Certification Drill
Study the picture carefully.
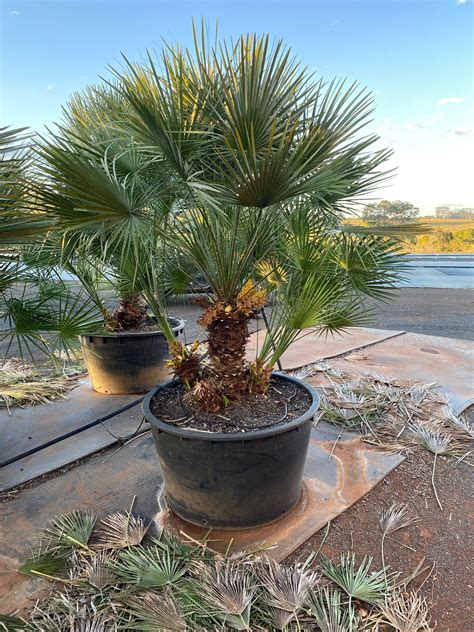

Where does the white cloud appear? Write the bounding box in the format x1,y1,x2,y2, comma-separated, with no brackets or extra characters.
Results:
449,128,473,136
438,96,467,105
47,84,54,91
404,122,427,129
330,19,341,26
456,0,467,5
9,10,20,15
402,113,442,130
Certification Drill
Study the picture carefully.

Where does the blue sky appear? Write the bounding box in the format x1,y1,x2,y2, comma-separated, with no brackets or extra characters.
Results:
1,0,473,212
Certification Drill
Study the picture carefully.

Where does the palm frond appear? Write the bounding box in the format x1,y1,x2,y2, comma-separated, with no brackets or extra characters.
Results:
18,549,70,580
307,586,359,631
123,590,186,631
375,589,432,631
378,503,420,535
83,550,116,590
42,510,96,551
191,559,255,630
320,553,394,604
0,613,27,631
109,544,187,588
412,426,452,455
92,511,148,550
256,555,319,611
0,360,74,412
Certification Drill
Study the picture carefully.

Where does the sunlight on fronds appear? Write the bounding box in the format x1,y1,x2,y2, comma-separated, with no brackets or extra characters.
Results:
0,360,75,413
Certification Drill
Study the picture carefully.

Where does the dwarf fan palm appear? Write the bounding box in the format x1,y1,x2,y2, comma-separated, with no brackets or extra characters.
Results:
2,27,419,407
106,27,410,410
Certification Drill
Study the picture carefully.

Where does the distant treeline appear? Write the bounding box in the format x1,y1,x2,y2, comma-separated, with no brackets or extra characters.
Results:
405,218,474,253
346,218,474,254
406,228,474,254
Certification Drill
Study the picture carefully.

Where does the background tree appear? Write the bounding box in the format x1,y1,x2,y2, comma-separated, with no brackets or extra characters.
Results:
362,200,420,225
435,205,474,219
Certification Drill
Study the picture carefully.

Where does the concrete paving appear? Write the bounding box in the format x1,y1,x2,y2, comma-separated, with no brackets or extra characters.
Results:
0,380,142,491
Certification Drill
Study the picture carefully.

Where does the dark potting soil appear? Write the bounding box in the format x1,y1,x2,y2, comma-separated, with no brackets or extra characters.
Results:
115,323,161,333
149,376,313,434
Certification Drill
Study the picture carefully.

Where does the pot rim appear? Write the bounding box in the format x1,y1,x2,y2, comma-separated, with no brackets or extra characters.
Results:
142,372,319,442
79,316,184,340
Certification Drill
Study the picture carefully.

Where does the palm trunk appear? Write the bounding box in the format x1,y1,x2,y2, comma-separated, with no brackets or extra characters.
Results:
206,311,249,398
108,292,148,331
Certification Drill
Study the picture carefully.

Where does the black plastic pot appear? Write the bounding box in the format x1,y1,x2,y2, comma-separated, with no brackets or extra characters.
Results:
143,373,319,529
79,318,184,395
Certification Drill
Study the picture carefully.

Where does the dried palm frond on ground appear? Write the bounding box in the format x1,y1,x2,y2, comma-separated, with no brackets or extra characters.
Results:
0,359,81,413
92,509,149,550
2,509,434,631
378,502,420,581
293,362,474,510
369,589,432,631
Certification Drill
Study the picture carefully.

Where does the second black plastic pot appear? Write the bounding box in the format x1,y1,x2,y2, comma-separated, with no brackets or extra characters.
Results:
79,317,184,394
142,373,319,529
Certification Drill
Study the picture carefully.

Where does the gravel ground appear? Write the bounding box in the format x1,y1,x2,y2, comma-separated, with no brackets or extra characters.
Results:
364,288,474,341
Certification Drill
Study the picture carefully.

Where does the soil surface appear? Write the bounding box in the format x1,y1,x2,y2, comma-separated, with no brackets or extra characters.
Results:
288,450,474,631
149,376,313,433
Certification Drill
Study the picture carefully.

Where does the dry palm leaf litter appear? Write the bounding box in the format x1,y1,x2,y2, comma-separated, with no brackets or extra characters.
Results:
292,361,473,511
0,359,82,413
293,361,473,459
3,507,433,630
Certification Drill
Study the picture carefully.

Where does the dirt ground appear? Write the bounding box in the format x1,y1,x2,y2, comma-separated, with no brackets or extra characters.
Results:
289,450,474,631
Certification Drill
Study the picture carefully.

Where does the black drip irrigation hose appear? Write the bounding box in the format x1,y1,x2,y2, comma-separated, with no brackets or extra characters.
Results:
0,396,144,468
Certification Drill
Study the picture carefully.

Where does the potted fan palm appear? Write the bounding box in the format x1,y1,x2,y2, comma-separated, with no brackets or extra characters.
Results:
1,29,418,526
106,30,410,528
0,112,184,394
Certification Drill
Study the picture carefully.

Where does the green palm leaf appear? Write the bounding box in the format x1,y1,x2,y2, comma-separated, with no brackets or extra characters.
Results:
109,544,187,588
320,553,395,604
